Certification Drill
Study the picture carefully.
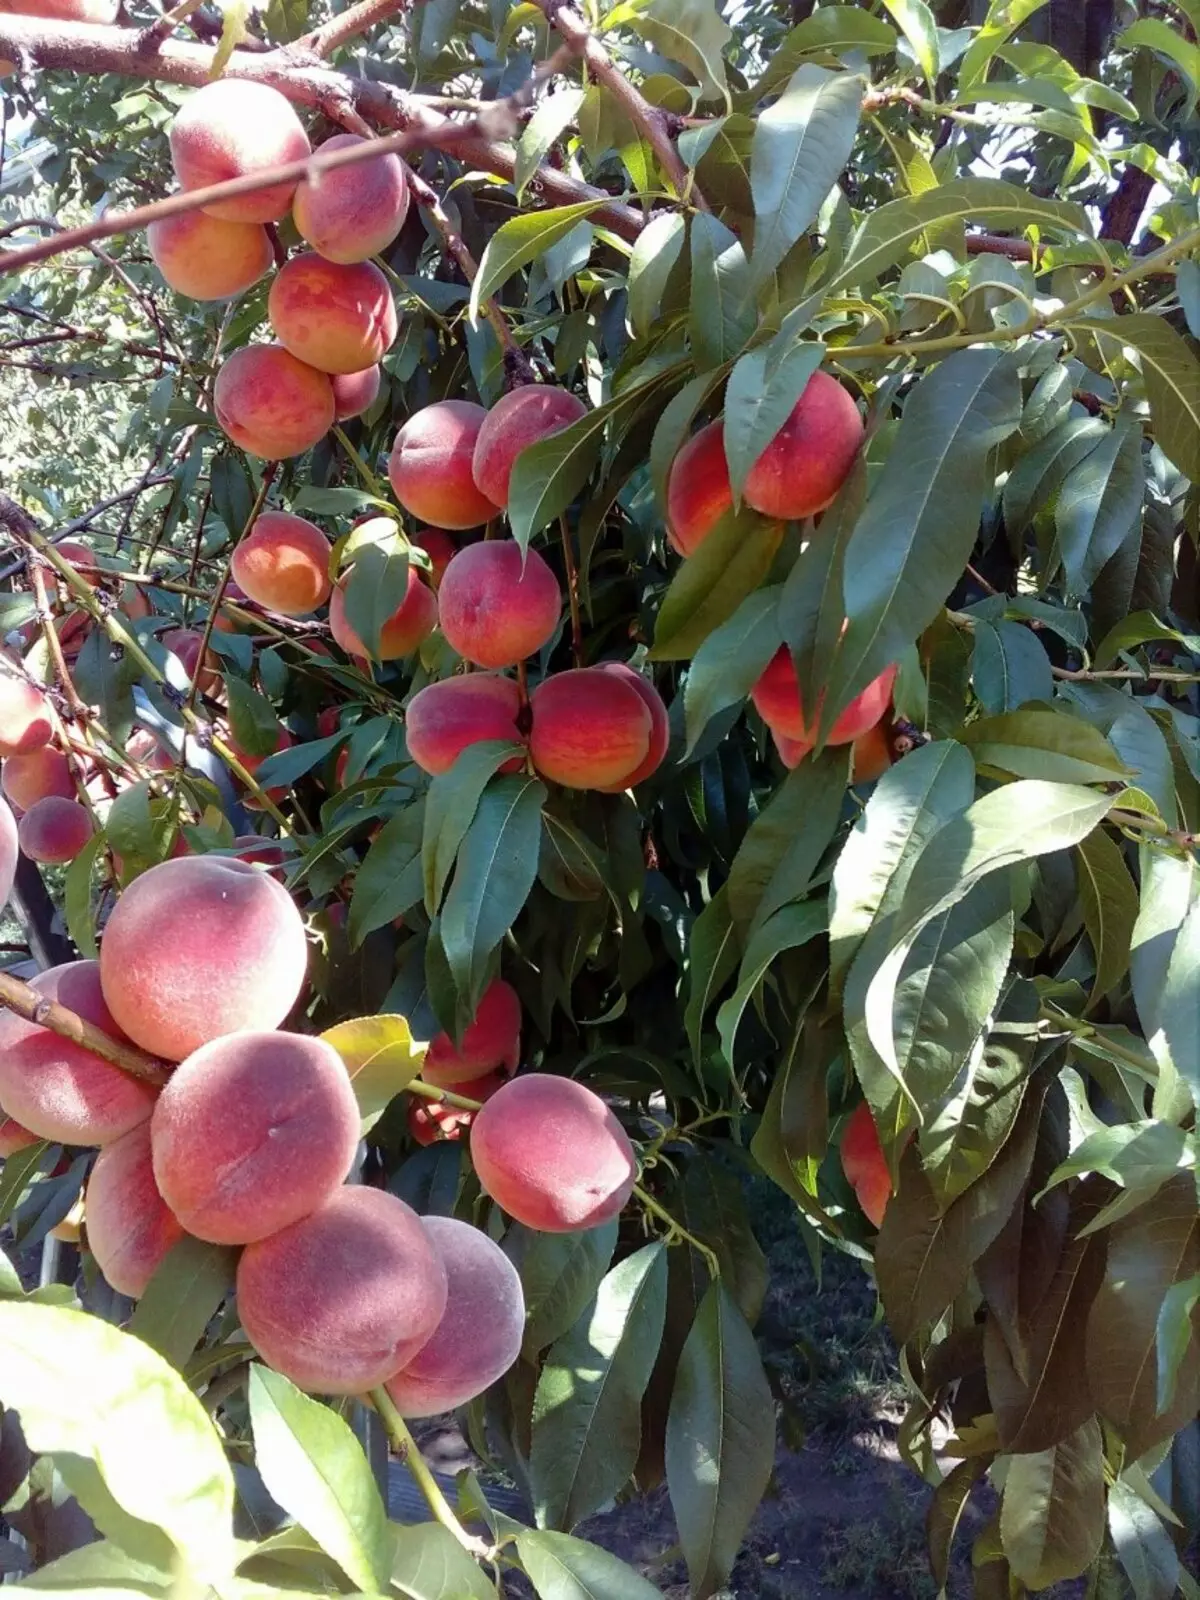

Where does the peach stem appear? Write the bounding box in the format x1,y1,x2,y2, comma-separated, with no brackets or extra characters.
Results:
369,1385,495,1560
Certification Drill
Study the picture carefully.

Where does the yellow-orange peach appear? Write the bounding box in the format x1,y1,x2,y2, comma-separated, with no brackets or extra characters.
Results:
329,566,437,662
3,746,74,811
0,795,14,912
268,254,397,376
413,528,456,588
851,720,893,784
386,1215,524,1416
472,386,588,509
0,673,52,758
438,541,560,669
292,134,410,263
404,675,524,777
99,855,309,1061
18,795,93,864
231,511,331,616
840,1101,891,1227
753,649,897,747
213,344,334,461
331,365,381,420
666,419,732,557
161,627,221,696
594,663,669,790
0,1115,38,1157
169,80,311,224
529,668,652,791
85,1122,184,1297
148,208,272,302
151,1031,360,1245
407,1071,505,1145
470,1073,637,1232
423,977,521,1087
388,401,500,531
237,1186,448,1393
743,370,863,521
0,961,157,1145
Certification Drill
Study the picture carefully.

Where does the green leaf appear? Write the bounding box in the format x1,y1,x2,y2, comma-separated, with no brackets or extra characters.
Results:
999,1418,1105,1589
1038,1120,1189,1199
64,831,105,958
0,1301,236,1580
821,347,1022,735
263,0,308,43
1108,1478,1180,1600
688,213,755,373
958,0,1050,91
127,1237,236,1371
684,885,738,1067
726,748,848,936
515,1527,663,1600
1117,18,1200,99
1157,899,1200,1110
778,457,864,724
440,775,545,1019
1076,827,1139,1008
471,203,609,321
919,1030,1027,1211
347,801,426,947
650,504,783,660
1129,849,1197,1094
254,731,342,791
530,1243,668,1530
1155,1275,1200,1415
507,1220,620,1360
321,1013,426,1128
391,1523,496,1600
606,0,732,106
757,8,897,100
1003,416,1107,536
423,740,525,913
225,675,281,760
665,1280,775,1600
248,1366,390,1593
961,708,1131,785
515,89,585,197
723,343,825,502
971,619,1054,714
1065,314,1200,483
748,67,862,289
209,0,250,78
628,212,686,338
1178,259,1200,342
881,0,939,85
682,585,782,756
341,542,411,663
716,899,827,1066
1054,417,1145,593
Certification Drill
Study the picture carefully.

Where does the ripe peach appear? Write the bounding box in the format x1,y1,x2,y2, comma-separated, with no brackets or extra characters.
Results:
851,719,893,784
413,528,456,588
471,1074,637,1232
85,1122,185,1298
54,539,101,586
329,566,437,662
213,344,335,461
752,649,898,747
237,1185,448,1394
169,80,311,224
437,541,560,670
594,663,669,789
231,511,331,617
0,1115,38,1157
268,254,397,376
0,960,157,1145
18,795,93,864
331,365,381,421
773,730,812,770
529,667,652,791
743,371,863,521
841,1101,891,1227
406,1072,505,1145
161,627,221,696
292,134,410,263
122,582,153,622
666,419,732,557
151,1031,360,1245
99,855,309,1061
0,673,52,758
472,386,588,509
423,977,521,1087
386,1215,524,1416
3,746,74,811
388,401,500,531
404,674,524,778
0,794,15,912
148,209,272,302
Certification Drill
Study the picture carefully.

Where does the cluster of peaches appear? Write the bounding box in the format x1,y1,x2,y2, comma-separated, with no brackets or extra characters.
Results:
0,843,640,1404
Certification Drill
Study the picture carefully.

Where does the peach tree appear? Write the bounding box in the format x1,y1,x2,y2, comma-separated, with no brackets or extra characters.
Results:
0,0,1198,1596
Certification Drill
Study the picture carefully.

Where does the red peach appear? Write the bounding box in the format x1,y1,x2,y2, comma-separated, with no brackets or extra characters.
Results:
385,1215,525,1416
1,0,117,18
413,528,456,588
237,1186,448,1394
529,667,652,791
594,663,669,789
18,795,93,864
470,1073,637,1233
404,674,524,778
85,1122,185,1297
0,1115,38,1157
3,746,74,811
388,401,500,531
0,795,14,912
148,208,272,302
472,386,588,509
666,419,732,557
423,977,521,1087
773,729,813,769
268,254,398,376
840,1101,891,1227
331,365,381,420
231,511,331,617
161,627,221,696
292,134,410,263
743,370,864,521
54,539,101,587
0,673,52,758
169,80,311,224
213,344,335,461
406,1072,505,1145
122,582,153,622
438,541,561,669
752,648,898,747
99,855,309,1061
329,566,437,662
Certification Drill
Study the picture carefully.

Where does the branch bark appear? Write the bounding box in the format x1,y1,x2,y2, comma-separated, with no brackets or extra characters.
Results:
299,0,409,57
0,969,170,1085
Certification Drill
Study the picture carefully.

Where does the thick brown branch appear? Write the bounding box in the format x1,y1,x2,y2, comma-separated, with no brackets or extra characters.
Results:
0,969,169,1086
300,0,409,58
965,232,1033,262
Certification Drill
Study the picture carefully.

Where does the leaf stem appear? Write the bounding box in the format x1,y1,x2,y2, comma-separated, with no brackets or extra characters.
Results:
405,1079,485,1111
633,1182,721,1277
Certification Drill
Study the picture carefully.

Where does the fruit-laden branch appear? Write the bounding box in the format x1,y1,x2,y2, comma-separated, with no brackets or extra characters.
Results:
0,969,169,1085
0,13,644,266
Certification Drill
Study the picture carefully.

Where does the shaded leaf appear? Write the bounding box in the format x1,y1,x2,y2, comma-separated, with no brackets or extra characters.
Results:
682,585,782,755
471,203,609,319
999,1417,1105,1589
650,504,783,660
127,1237,235,1372
516,1527,663,1600
508,1221,620,1360
1076,827,1139,1008
687,213,755,372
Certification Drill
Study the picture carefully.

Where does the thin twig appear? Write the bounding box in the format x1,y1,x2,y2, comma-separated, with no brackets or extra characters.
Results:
300,0,409,57
369,1386,495,1560
559,514,583,666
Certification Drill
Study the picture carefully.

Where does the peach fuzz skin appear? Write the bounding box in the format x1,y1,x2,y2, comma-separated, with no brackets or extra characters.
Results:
0,674,52,758
148,210,272,302
529,668,652,791
841,1101,892,1227
17,795,93,864
85,1122,185,1298
213,344,334,461
594,663,669,790
423,976,522,1087
3,746,74,811
404,675,524,778
472,386,587,509
292,135,410,264
752,649,897,747
169,80,310,224
389,401,500,531
268,254,398,376
331,366,381,420
666,419,733,557
743,370,864,521
437,541,561,669
231,511,332,617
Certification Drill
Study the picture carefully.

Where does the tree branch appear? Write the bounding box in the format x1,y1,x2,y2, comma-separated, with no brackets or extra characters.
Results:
300,0,410,58
0,968,169,1086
